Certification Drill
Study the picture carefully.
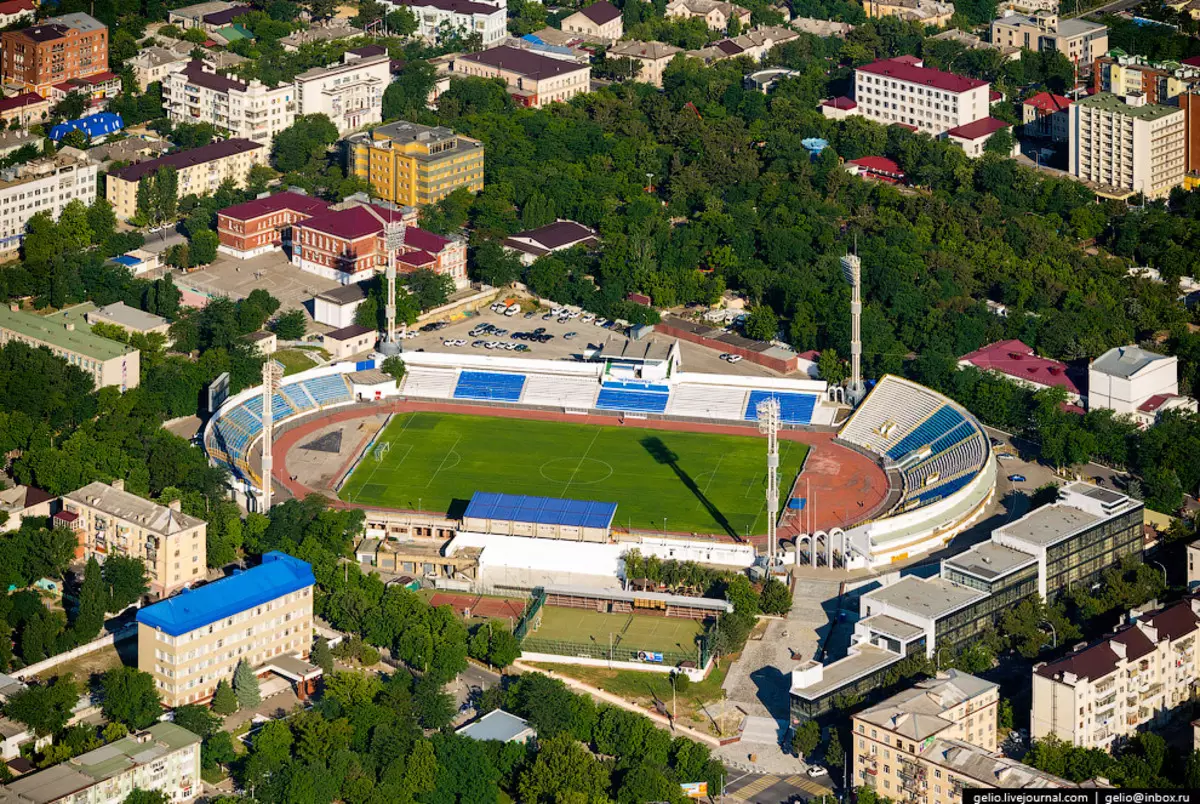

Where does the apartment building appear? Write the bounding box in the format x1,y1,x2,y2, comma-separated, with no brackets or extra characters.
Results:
990,12,1108,72
864,0,955,27
0,149,96,261
294,47,390,135
346,119,484,207
292,202,468,286
164,61,295,147
854,56,990,137
0,13,108,98
106,139,267,220
1032,598,1200,750
384,0,509,47
0,303,138,391
58,480,206,596
607,41,682,87
1070,92,1186,198
1023,91,1072,141
136,551,315,707
1094,51,1200,105
561,0,624,43
129,45,191,92
447,46,592,108
0,723,200,804
217,191,331,258
665,0,752,30
0,92,48,127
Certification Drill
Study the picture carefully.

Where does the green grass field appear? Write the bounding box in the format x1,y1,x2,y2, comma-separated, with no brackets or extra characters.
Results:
337,412,806,536
528,605,706,662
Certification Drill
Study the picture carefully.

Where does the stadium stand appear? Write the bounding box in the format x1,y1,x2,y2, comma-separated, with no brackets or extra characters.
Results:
520,373,600,408
453,371,527,402
400,367,460,399
886,406,967,461
666,384,750,419
840,380,942,454
595,381,671,413
743,390,818,425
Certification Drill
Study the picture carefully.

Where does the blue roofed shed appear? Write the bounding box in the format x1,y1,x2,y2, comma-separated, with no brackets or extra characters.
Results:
462,491,616,540
136,551,314,637
48,112,123,142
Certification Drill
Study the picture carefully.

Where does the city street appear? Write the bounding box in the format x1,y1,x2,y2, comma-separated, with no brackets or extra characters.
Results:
722,768,834,803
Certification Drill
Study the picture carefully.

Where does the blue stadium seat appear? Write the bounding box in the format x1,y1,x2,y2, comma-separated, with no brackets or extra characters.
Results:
925,421,973,456
280,383,316,412
303,375,353,405
743,391,817,425
595,382,670,413
453,371,527,402
886,406,965,460
270,392,296,423
909,473,975,508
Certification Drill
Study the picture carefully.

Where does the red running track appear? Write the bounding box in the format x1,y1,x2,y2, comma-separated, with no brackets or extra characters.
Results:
270,400,891,548
427,592,526,618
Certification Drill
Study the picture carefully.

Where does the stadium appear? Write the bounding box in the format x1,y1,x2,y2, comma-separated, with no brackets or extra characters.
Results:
203,336,996,572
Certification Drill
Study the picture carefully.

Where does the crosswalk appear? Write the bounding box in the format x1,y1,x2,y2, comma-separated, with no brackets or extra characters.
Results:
726,772,833,801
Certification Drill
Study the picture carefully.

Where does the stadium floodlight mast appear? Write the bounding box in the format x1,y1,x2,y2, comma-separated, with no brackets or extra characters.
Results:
757,397,781,571
260,359,285,513
841,251,867,405
379,220,406,356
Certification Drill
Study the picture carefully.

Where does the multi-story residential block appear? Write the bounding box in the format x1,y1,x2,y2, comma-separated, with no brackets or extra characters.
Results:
1023,91,1072,141
853,56,990,137
164,61,295,147
561,0,624,43
217,191,331,259
929,27,1021,59
1070,92,1185,198
864,0,955,27
0,723,201,804
1093,50,1200,105
0,92,48,127
346,120,484,206
607,41,682,87
58,480,206,596
291,202,468,286
0,13,109,98
294,47,390,135
136,551,315,707
1032,598,1200,750
0,304,138,391
0,0,35,29
168,0,252,32
128,45,190,92
106,138,267,220
1086,345,1196,426
990,12,1107,71
279,23,366,52
384,0,509,47
446,46,591,108
0,149,97,260
665,0,752,30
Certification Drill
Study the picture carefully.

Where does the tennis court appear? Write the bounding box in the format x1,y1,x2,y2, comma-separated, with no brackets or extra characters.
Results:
531,605,706,656
424,592,527,620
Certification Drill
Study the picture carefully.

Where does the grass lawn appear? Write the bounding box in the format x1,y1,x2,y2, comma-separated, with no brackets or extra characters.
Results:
530,606,705,660
274,348,319,376
338,412,806,536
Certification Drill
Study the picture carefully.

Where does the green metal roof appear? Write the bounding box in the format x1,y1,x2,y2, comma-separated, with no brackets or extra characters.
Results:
1074,92,1182,122
0,305,135,361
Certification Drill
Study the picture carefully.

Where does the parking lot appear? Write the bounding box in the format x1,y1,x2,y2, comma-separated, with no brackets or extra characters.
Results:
402,303,793,378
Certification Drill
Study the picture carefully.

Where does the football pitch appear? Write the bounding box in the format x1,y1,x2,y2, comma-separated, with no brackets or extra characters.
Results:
531,606,706,656
338,412,807,536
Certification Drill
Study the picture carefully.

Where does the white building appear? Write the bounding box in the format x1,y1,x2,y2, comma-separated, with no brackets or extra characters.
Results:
0,149,97,261
1086,344,1196,425
128,45,190,91
1069,92,1186,198
853,56,990,137
382,0,509,47
163,60,295,148
294,47,391,135
313,284,369,329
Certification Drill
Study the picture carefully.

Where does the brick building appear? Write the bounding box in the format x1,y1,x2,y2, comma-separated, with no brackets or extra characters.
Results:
0,12,109,98
217,191,331,259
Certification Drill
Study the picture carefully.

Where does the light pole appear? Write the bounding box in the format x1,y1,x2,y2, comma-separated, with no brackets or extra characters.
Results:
418,497,422,513
1040,619,1057,649
646,172,654,193
1151,560,1168,588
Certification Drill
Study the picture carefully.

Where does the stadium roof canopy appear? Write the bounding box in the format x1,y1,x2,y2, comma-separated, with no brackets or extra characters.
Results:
465,492,617,529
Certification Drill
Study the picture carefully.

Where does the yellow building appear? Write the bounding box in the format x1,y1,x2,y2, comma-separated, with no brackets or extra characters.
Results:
346,120,484,207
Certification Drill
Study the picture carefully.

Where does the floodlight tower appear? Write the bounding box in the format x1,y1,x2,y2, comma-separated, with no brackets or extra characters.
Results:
260,359,284,512
379,220,406,356
757,397,781,571
841,253,866,405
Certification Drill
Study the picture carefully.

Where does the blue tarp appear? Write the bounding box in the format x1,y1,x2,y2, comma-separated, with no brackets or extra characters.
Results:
788,498,807,510
49,112,123,142
465,491,617,529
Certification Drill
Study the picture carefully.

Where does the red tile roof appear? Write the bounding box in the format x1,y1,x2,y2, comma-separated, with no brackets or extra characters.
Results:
945,116,1010,140
847,156,904,176
403,226,451,253
1138,393,1177,413
219,191,330,222
822,96,857,110
857,57,987,94
398,0,503,14
398,249,436,267
0,92,45,113
578,0,622,24
460,45,589,80
1184,55,1200,67
1144,600,1200,642
108,139,263,183
988,89,1002,102
296,204,453,254
891,54,922,66
959,339,1080,394
1024,91,1072,114
0,0,34,14
176,60,248,93
54,510,78,522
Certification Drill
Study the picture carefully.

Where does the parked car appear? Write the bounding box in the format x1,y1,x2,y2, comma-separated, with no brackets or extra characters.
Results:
1008,474,1027,483
806,766,828,778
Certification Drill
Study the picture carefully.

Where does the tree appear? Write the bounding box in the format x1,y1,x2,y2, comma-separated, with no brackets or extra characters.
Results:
4,675,80,736
744,306,778,341
383,62,438,121
311,636,334,676
792,719,819,758
123,791,170,804
759,577,792,615
203,730,236,770
413,674,454,730
72,557,106,642
518,733,611,803
381,356,406,382
998,698,1014,730
211,679,238,715
52,92,88,122
403,268,455,311
61,129,89,150
232,659,260,709
272,309,307,340
984,128,1014,156
173,704,220,740
826,726,845,769
102,555,148,611
100,667,161,730
188,230,219,266
818,348,847,385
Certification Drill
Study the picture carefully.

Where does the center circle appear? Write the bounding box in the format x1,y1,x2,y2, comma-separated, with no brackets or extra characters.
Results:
539,457,614,485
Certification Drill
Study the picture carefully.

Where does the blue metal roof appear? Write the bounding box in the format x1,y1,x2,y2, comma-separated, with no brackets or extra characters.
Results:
136,552,314,637
464,492,617,529
49,112,123,142
111,255,140,267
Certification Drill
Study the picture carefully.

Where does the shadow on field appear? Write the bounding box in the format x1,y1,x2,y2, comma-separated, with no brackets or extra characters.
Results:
640,436,736,538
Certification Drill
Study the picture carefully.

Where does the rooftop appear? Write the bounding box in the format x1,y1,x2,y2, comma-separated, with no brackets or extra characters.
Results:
86,301,169,332
791,643,901,700
1024,91,1073,113
943,540,1037,581
993,503,1102,549
64,482,204,534
459,45,590,80
173,60,248,93
946,116,1010,140
369,119,461,145
857,670,998,740
315,283,369,305
136,551,314,637
1074,92,1182,122
864,575,986,621
0,93,45,114
502,220,599,254
324,323,375,341
927,737,1078,787
576,0,622,24
218,191,330,222
108,139,263,183
0,305,135,362
959,339,1080,394
456,709,536,743
397,0,503,14
859,613,924,640
1090,344,1173,379
464,491,617,529
857,56,987,93
608,40,682,59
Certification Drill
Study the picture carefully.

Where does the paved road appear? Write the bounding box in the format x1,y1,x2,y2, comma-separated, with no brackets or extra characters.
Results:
1071,0,1141,17
722,768,833,803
